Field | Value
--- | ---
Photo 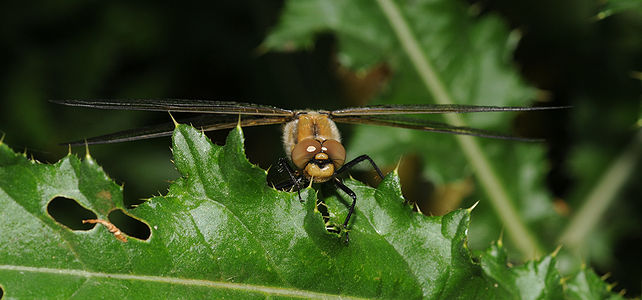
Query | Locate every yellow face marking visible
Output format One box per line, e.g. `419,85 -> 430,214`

315,153 -> 329,160
306,145 -> 317,152
304,163 -> 334,183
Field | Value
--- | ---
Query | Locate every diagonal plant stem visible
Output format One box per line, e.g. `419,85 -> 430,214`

558,129 -> 642,249
375,0 -> 544,259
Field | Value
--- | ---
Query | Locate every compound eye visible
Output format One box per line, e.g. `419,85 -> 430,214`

291,139 -> 322,169
322,139 -> 346,168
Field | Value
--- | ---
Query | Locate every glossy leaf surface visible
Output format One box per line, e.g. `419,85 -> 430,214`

0,125 -> 624,298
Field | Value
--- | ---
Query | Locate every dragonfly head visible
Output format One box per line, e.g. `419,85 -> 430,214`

291,138 -> 346,182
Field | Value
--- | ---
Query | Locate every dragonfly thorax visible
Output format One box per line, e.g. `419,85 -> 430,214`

283,111 -> 345,182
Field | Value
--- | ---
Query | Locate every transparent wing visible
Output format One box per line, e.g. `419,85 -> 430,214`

332,115 -> 543,142
61,115 -> 291,146
52,99 -> 294,116
331,104 -> 569,116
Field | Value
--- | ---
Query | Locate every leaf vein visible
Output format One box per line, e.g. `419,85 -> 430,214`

0,264 -> 363,300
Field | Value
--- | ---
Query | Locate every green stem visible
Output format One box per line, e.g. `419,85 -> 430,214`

558,129 -> 642,249
375,0 -> 544,259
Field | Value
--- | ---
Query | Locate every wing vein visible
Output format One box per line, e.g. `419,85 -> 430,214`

52,99 -> 295,116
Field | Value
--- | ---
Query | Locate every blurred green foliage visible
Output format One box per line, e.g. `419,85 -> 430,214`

0,0 -> 640,296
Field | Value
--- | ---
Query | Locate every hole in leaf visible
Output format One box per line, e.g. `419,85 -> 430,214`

108,209 -> 151,240
0,285 -> 4,299
47,197 -> 97,230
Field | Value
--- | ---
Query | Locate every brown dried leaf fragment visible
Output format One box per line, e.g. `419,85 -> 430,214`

83,219 -> 128,242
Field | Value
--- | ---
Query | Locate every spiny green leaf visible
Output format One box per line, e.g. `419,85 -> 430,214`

0,125 -> 472,298
564,266 -> 627,300
0,125 -> 625,298
480,241 -> 564,299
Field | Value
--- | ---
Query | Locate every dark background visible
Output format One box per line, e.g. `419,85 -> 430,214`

0,0 -> 640,295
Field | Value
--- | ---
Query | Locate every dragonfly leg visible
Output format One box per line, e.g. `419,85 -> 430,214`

277,157 -> 303,201
335,154 -> 384,180
334,177 -> 357,244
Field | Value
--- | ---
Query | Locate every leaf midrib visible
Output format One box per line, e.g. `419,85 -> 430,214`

0,264 -> 365,300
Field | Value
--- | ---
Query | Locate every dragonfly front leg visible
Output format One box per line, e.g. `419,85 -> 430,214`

333,177 -> 357,244
331,154 -> 384,244
335,154 -> 384,180
277,157 -> 304,201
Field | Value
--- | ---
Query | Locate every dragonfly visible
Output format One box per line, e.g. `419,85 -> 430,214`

53,99 -> 565,243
